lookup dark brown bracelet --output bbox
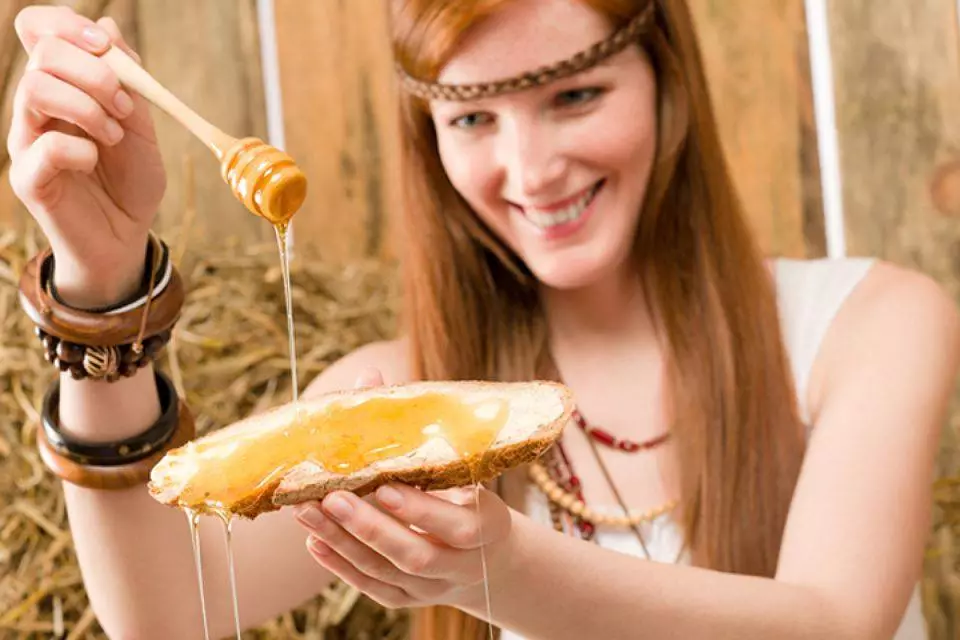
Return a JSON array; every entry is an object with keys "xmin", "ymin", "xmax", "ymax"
[
  {"xmin": 18, "ymin": 234, "xmax": 184, "ymax": 382},
  {"xmin": 35, "ymin": 327, "xmax": 172, "ymax": 381},
  {"xmin": 36, "ymin": 371, "xmax": 196, "ymax": 491},
  {"xmin": 41, "ymin": 370, "xmax": 180, "ymax": 466}
]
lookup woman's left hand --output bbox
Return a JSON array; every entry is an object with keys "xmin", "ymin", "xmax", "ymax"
[{"xmin": 293, "ymin": 480, "xmax": 514, "ymax": 610}]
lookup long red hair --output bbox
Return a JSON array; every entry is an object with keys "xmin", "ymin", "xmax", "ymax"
[{"xmin": 389, "ymin": 1, "xmax": 807, "ymax": 637}]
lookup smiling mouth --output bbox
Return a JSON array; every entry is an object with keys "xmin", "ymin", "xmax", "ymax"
[{"xmin": 513, "ymin": 180, "xmax": 605, "ymax": 230}]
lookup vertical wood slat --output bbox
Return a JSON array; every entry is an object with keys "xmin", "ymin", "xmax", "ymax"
[
  {"xmin": 826, "ymin": 3, "xmax": 960, "ymax": 638},
  {"xmin": 688, "ymin": 0, "xmax": 824, "ymax": 259},
  {"xmin": 829, "ymin": 0, "xmax": 960, "ymax": 281},
  {"xmin": 271, "ymin": 0, "xmax": 401, "ymax": 263},
  {"xmin": 132, "ymin": 0, "xmax": 271, "ymax": 246}
]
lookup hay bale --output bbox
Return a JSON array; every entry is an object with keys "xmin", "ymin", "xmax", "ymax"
[{"xmin": 0, "ymin": 225, "xmax": 406, "ymax": 638}]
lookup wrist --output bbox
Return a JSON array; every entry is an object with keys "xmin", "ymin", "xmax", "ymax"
[{"xmin": 51, "ymin": 244, "xmax": 149, "ymax": 310}]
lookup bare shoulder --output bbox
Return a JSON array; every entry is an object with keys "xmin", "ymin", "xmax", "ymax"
[
  {"xmin": 776, "ymin": 261, "xmax": 960, "ymax": 629},
  {"xmin": 838, "ymin": 260, "xmax": 959, "ymax": 343},
  {"xmin": 810, "ymin": 259, "xmax": 960, "ymax": 420},
  {"xmin": 302, "ymin": 337, "xmax": 414, "ymax": 398}
]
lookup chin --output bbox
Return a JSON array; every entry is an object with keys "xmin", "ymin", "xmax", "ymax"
[{"xmin": 522, "ymin": 243, "xmax": 633, "ymax": 291}]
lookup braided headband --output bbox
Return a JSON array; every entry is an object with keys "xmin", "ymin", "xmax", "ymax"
[{"xmin": 396, "ymin": 2, "xmax": 655, "ymax": 102}]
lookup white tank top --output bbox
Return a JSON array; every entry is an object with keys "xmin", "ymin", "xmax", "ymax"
[{"xmin": 501, "ymin": 258, "xmax": 928, "ymax": 640}]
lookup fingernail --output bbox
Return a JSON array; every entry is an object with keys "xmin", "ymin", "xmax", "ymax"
[
  {"xmin": 114, "ymin": 90, "xmax": 134, "ymax": 117},
  {"xmin": 105, "ymin": 118, "xmax": 124, "ymax": 144},
  {"xmin": 324, "ymin": 494, "xmax": 353, "ymax": 521},
  {"xmin": 82, "ymin": 27, "xmax": 109, "ymax": 49},
  {"xmin": 294, "ymin": 505, "xmax": 325, "ymax": 530},
  {"xmin": 377, "ymin": 485, "xmax": 403, "ymax": 510}
]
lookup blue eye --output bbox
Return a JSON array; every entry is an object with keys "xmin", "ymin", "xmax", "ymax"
[
  {"xmin": 555, "ymin": 87, "xmax": 604, "ymax": 108},
  {"xmin": 450, "ymin": 112, "xmax": 493, "ymax": 129}
]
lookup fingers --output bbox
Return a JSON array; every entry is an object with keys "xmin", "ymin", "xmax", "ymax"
[
  {"xmin": 14, "ymin": 5, "xmax": 111, "ymax": 56},
  {"xmin": 27, "ymin": 35, "xmax": 134, "ymax": 122},
  {"xmin": 9, "ymin": 131, "xmax": 98, "ymax": 205},
  {"xmin": 10, "ymin": 65, "xmax": 124, "ymax": 156},
  {"xmin": 9, "ymin": 6, "xmax": 150, "ymax": 153},
  {"xmin": 297, "ymin": 492, "xmax": 467, "ymax": 580},
  {"xmin": 299, "ymin": 505, "xmax": 449, "ymax": 595},
  {"xmin": 9, "ymin": 8, "xmax": 139, "ymax": 162},
  {"xmin": 296, "ymin": 497, "xmax": 459, "ymax": 608},
  {"xmin": 375, "ymin": 484, "xmax": 510, "ymax": 550},
  {"xmin": 306, "ymin": 539, "xmax": 417, "ymax": 610},
  {"xmin": 354, "ymin": 367, "xmax": 385, "ymax": 389}
]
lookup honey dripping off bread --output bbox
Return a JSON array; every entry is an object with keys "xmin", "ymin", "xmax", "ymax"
[{"xmin": 148, "ymin": 381, "xmax": 574, "ymax": 519}]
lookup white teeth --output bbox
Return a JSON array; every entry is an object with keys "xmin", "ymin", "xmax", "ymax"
[{"xmin": 524, "ymin": 184, "xmax": 599, "ymax": 229}]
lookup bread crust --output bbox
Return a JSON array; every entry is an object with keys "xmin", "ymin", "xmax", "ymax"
[{"xmin": 148, "ymin": 380, "xmax": 573, "ymax": 519}]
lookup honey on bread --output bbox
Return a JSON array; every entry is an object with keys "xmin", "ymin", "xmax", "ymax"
[{"xmin": 170, "ymin": 392, "xmax": 511, "ymax": 513}]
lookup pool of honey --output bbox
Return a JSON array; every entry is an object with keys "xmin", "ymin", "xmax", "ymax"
[{"xmin": 178, "ymin": 392, "xmax": 510, "ymax": 511}]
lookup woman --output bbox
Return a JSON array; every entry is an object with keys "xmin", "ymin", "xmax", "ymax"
[{"xmin": 8, "ymin": 1, "xmax": 959, "ymax": 639}]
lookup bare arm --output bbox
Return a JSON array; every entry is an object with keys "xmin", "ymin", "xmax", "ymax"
[
  {"xmin": 61, "ymin": 337, "xmax": 409, "ymax": 639},
  {"xmin": 458, "ymin": 263, "xmax": 959, "ymax": 639}
]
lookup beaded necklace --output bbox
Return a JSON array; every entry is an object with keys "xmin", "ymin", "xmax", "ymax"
[{"xmin": 529, "ymin": 404, "xmax": 678, "ymax": 559}]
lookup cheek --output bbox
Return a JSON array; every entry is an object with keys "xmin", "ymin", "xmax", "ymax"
[
  {"xmin": 439, "ymin": 135, "xmax": 488, "ymax": 193},
  {"xmin": 437, "ymin": 134, "xmax": 509, "ymax": 226},
  {"xmin": 583, "ymin": 96, "xmax": 657, "ymax": 191}
]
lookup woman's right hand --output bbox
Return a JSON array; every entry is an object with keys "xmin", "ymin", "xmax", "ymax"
[{"xmin": 8, "ymin": 6, "xmax": 167, "ymax": 308}]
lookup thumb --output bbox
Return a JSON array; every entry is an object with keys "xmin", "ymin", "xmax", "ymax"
[{"xmin": 354, "ymin": 367, "xmax": 384, "ymax": 389}]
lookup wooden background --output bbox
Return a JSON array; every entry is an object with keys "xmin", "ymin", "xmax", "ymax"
[{"xmin": 1, "ymin": 0, "xmax": 959, "ymax": 637}]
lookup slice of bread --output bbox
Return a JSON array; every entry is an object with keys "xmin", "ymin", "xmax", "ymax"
[{"xmin": 148, "ymin": 380, "xmax": 574, "ymax": 519}]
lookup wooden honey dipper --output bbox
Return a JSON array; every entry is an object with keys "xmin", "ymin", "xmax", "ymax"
[{"xmin": 100, "ymin": 46, "xmax": 307, "ymax": 226}]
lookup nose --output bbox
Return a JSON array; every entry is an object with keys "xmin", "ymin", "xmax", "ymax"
[{"xmin": 496, "ymin": 117, "xmax": 566, "ymax": 200}]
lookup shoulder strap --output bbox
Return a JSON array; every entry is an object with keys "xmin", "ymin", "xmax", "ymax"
[{"xmin": 773, "ymin": 258, "xmax": 876, "ymax": 425}]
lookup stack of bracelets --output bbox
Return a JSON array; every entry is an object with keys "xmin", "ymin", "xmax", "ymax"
[{"xmin": 18, "ymin": 232, "xmax": 196, "ymax": 490}]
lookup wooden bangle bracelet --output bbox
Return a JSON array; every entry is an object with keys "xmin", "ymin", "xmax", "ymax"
[
  {"xmin": 18, "ymin": 247, "xmax": 184, "ymax": 348},
  {"xmin": 36, "ymin": 394, "xmax": 196, "ymax": 491}
]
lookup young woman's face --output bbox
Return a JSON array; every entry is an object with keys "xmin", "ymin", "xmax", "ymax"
[{"xmin": 431, "ymin": 0, "xmax": 658, "ymax": 290}]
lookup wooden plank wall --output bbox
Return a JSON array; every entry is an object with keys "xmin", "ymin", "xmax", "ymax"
[
  {"xmin": 829, "ymin": 0, "xmax": 960, "ymax": 287},
  {"xmin": 128, "ymin": 0, "xmax": 272, "ymax": 246},
  {"xmin": 1, "ymin": 1, "xmax": 954, "ymax": 276},
  {"xmin": 688, "ymin": 0, "xmax": 824, "ymax": 258},
  {"xmin": 273, "ymin": 0, "xmax": 401, "ymax": 263}
]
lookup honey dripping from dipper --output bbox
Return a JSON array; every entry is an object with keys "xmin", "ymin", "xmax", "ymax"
[
  {"xmin": 193, "ymin": 138, "xmax": 306, "ymax": 640},
  {"xmin": 218, "ymin": 137, "xmax": 306, "ymax": 406}
]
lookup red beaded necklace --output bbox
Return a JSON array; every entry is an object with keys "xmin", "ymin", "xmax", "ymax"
[
  {"xmin": 541, "ymin": 361, "xmax": 674, "ymax": 547},
  {"xmin": 572, "ymin": 409, "xmax": 671, "ymax": 453},
  {"xmin": 542, "ymin": 408, "xmax": 674, "ymax": 549}
]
